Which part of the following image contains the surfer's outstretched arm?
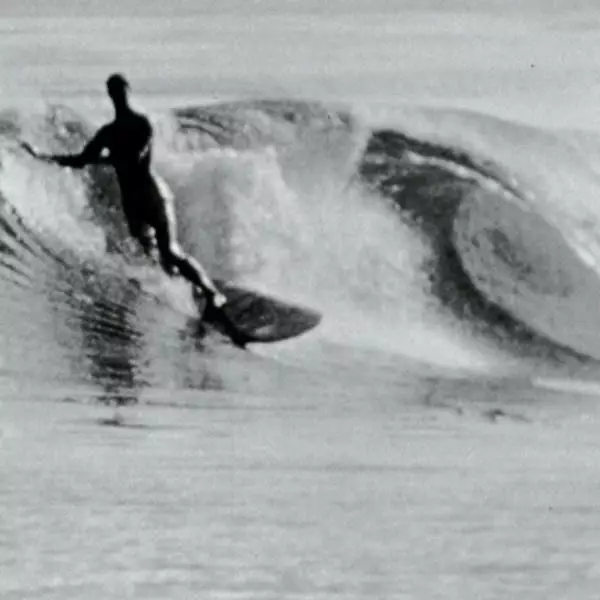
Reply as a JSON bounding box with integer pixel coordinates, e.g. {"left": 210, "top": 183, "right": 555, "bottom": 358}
{"left": 21, "top": 127, "right": 109, "bottom": 168}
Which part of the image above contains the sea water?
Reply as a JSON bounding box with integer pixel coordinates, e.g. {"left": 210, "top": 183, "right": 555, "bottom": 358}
{"left": 3, "top": 2, "right": 600, "bottom": 598}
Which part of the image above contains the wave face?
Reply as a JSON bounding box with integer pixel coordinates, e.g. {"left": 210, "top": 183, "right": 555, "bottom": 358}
{"left": 359, "top": 116, "right": 600, "bottom": 363}
{"left": 2, "top": 99, "right": 600, "bottom": 398}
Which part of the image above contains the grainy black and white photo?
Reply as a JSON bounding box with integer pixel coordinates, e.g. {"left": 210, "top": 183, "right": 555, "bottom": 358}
{"left": 2, "top": 1, "right": 600, "bottom": 598}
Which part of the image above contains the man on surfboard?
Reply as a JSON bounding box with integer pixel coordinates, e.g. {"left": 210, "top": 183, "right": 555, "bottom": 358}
{"left": 22, "top": 73, "right": 245, "bottom": 345}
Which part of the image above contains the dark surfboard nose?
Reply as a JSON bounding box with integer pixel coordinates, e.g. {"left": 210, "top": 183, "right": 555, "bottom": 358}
{"left": 195, "top": 281, "right": 321, "bottom": 346}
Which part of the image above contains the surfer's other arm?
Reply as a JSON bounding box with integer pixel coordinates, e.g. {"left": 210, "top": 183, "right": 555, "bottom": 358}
{"left": 21, "top": 127, "right": 110, "bottom": 168}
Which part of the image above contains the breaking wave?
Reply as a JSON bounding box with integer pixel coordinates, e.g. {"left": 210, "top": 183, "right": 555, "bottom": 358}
{"left": 2, "top": 98, "right": 600, "bottom": 398}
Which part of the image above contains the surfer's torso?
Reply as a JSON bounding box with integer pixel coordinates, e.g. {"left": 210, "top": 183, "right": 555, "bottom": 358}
{"left": 88, "top": 110, "right": 174, "bottom": 226}
{"left": 98, "top": 112, "right": 152, "bottom": 187}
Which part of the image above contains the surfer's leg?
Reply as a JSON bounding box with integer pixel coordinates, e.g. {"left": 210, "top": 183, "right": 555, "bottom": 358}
{"left": 153, "top": 208, "right": 226, "bottom": 308}
{"left": 125, "top": 208, "right": 159, "bottom": 263}
{"left": 171, "top": 251, "right": 226, "bottom": 308}
{"left": 154, "top": 224, "right": 246, "bottom": 347}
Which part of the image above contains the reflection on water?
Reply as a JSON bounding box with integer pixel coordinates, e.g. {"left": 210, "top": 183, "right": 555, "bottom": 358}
{"left": 77, "top": 287, "right": 142, "bottom": 405}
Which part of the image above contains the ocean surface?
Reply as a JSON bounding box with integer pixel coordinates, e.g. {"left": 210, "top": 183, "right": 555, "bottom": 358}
{"left": 3, "top": 2, "right": 600, "bottom": 598}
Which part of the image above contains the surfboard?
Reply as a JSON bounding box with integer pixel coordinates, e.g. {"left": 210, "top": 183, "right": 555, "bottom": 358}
{"left": 123, "top": 264, "right": 321, "bottom": 346}
{"left": 196, "top": 280, "right": 322, "bottom": 345}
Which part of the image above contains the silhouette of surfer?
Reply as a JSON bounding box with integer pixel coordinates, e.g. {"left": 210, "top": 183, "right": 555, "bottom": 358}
{"left": 21, "top": 73, "right": 245, "bottom": 347}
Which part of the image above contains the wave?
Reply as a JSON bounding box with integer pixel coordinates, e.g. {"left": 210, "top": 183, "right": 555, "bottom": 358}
{"left": 359, "top": 122, "right": 600, "bottom": 363}
{"left": 1, "top": 98, "right": 600, "bottom": 396}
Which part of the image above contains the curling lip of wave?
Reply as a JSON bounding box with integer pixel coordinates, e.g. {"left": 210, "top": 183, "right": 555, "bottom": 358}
{"left": 359, "top": 124, "right": 600, "bottom": 363}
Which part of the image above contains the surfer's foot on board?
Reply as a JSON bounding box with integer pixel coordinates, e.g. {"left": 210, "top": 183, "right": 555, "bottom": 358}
{"left": 211, "top": 291, "right": 227, "bottom": 309}
{"left": 202, "top": 293, "right": 247, "bottom": 349}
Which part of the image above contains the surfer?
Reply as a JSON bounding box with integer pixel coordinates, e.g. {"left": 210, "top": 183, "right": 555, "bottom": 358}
{"left": 21, "top": 73, "right": 245, "bottom": 345}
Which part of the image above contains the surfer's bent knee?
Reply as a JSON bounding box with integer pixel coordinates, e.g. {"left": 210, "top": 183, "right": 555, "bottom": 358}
{"left": 157, "top": 239, "right": 185, "bottom": 270}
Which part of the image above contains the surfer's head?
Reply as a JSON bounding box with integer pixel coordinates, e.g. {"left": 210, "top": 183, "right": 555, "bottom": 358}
{"left": 106, "top": 73, "right": 130, "bottom": 105}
